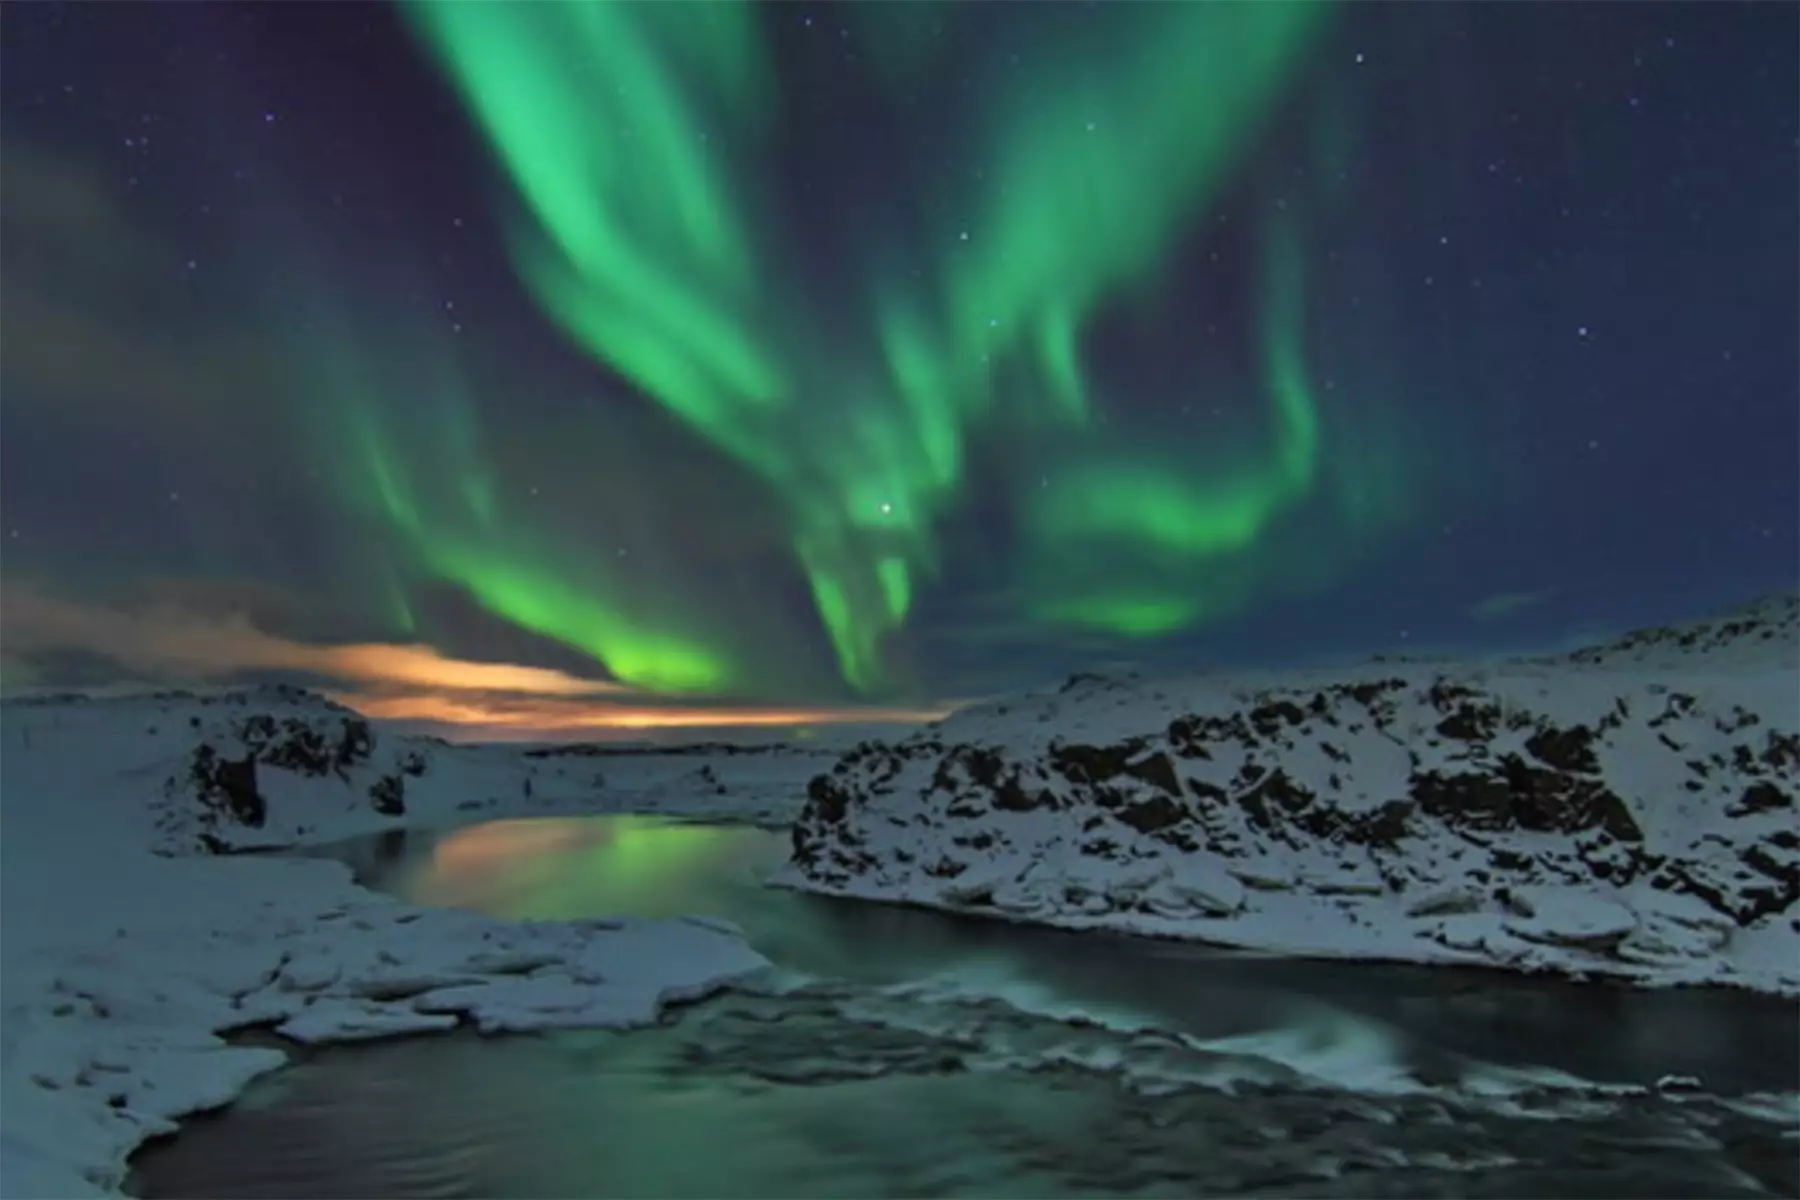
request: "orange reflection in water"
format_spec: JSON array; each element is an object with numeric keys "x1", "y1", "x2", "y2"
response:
[
  {"x1": 431, "y1": 818, "x2": 605, "y2": 871},
  {"x1": 411, "y1": 816, "x2": 782, "y2": 920}
]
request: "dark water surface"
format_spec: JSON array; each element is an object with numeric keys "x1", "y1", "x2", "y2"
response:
[{"x1": 132, "y1": 816, "x2": 1800, "y2": 1199}]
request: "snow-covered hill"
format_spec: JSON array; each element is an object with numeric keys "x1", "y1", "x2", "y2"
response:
[
  {"x1": 779, "y1": 596, "x2": 1800, "y2": 994},
  {"x1": 1549, "y1": 592, "x2": 1800, "y2": 671}
]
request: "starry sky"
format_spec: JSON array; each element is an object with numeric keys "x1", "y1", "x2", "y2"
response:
[{"x1": 2, "y1": 1, "x2": 1795, "y2": 739}]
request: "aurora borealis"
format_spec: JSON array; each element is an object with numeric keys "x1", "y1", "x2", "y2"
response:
[
  {"x1": 396, "y1": 0, "x2": 1344, "y2": 693},
  {"x1": 2, "y1": 2, "x2": 1795, "y2": 737}
]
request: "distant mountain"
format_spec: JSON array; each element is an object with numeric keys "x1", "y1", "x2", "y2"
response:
[
  {"x1": 780, "y1": 594, "x2": 1800, "y2": 994},
  {"x1": 1544, "y1": 592, "x2": 1800, "y2": 671}
]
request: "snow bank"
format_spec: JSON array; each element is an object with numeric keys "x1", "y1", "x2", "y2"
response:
[
  {"x1": 779, "y1": 595, "x2": 1800, "y2": 995},
  {"x1": 0, "y1": 687, "x2": 783, "y2": 1198}
]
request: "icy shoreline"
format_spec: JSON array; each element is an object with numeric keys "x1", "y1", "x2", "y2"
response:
[
  {"x1": 771, "y1": 866, "x2": 1800, "y2": 999},
  {"x1": 0, "y1": 865, "x2": 768, "y2": 1199},
  {"x1": 0, "y1": 690, "x2": 798, "y2": 1199},
  {"x1": 783, "y1": 597, "x2": 1800, "y2": 999}
]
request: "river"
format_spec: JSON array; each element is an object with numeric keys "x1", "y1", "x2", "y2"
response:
[{"x1": 130, "y1": 815, "x2": 1800, "y2": 1199}]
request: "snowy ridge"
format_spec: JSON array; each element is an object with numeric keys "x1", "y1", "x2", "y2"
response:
[
  {"x1": 1, "y1": 684, "x2": 829, "y2": 856},
  {"x1": 4, "y1": 685, "x2": 491, "y2": 855},
  {"x1": 0, "y1": 686, "x2": 812, "y2": 1198},
  {"x1": 1547, "y1": 592, "x2": 1800, "y2": 672},
  {"x1": 780, "y1": 596, "x2": 1800, "y2": 994}
]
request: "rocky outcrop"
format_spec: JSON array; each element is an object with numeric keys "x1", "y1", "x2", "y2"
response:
[
  {"x1": 153, "y1": 693, "x2": 434, "y2": 853},
  {"x1": 368, "y1": 773, "x2": 406, "y2": 816},
  {"x1": 783, "y1": 597, "x2": 1800, "y2": 992},
  {"x1": 187, "y1": 744, "x2": 267, "y2": 830}
]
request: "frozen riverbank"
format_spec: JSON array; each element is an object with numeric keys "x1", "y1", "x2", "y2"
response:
[
  {"x1": 782, "y1": 596, "x2": 1800, "y2": 995},
  {"x1": 0, "y1": 690, "x2": 811, "y2": 1197}
]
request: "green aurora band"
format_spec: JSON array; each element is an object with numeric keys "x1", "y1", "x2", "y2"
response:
[
  {"x1": 329, "y1": 0, "x2": 1418, "y2": 697},
  {"x1": 311, "y1": 312, "x2": 739, "y2": 693}
]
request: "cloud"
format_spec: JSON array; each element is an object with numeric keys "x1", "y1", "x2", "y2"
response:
[
  {"x1": 1467, "y1": 588, "x2": 1555, "y2": 623},
  {"x1": 331, "y1": 690, "x2": 951, "y2": 740},
  {"x1": 0, "y1": 582, "x2": 631, "y2": 695},
  {"x1": 0, "y1": 145, "x2": 285, "y2": 435},
  {"x1": 0, "y1": 583, "x2": 950, "y2": 738}
]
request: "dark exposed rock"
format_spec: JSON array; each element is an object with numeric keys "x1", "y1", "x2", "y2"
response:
[
  {"x1": 1114, "y1": 794, "x2": 1189, "y2": 835},
  {"x1": 1410, "y1": 757, "x2": 1640, "y2": 845},
  {"x1": 1431, "y1": 697, "x2": 1500, "y2": 743},
  {"x1": 1131, "y1": 752, "x2": 1183, "y2": 798},
  {"x1": 991, "y1": 779, "x2": 1053, "y2": 812},
  {"x1": 369, "y1": 773, "x2": 406, "y2": 816},
  {"x1": 1761, "y1": 732, "x2": 1799, "y2": 773},
  {"x1": 1742, "y1": 842, "x2": 1798, "y2": 889},
  {"x1": 806, "y1": 774, "x2": 851, "y2": 825},
  {"x1": 1525, "y1": 725, "x2": 1601, "y2": 775},
  {"x1": 1235, "y1": 776, "x2": 1278, "y2": 833},
  {"x1": 1048, "y1": 740, "x2": 1150, "y2": 785},
  {"x1": 336, "y1": 718, "x2": 374, "y2": 772},
  {"x1": 789, "y1": 822, "x2": 815, "y2": 866},
  {"x1": 1165, "y1": 715, "x2": 1219, "y2": 759},
  {"x1": 214, "y1": 756, "x2": 265, "y2": 826},
  {"x1": 259, "y1": 722, "x2": 331, "y2": 775},
  {"x1": 1188, "y1": 779, "x2": 1230, "y2": 807},
  {"x1": 1655, "y1": 857, "x2": 1793, "y2": 927},
  {"x1": 188, "y1": 744, "x2": 268, "y2": 829},
  {"x1": 1362, "y1": 801, "x2": 1414, "y2": 848},
  {"x1": 1499, "y1": 755, "x2": 1642, "y2": 842},
  {"x1": 1154, "y1": 826, "x2": 1202, "y2": 852},
  {"x1": 1247, "y1": 700, "x2": 1307, "y2": 737},
  {"x1": 1728, "y1": 781, "x2": 1792, "y2": 817},
  {"x1": 1411, "y1": 770, "x2": 1512, "y2": 831}
]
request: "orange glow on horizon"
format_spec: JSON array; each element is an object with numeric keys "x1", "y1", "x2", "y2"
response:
[
  {"x1": 309, "y1": 643, "x2": 629, "y2": 695},
  {"x1": 327, "y1": 688, "x2": 954, "y2": 737},
  {"x1": 1, "y1": 584, "x2": 631, "y2": 696},
  {"x1": 2, "y1": 582, "x2": 956, "y2": 739}
]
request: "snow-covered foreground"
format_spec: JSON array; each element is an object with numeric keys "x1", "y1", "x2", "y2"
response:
[
  {"x1": 0, "y1": 689, "x2": 832, "y2": 1198},
  {"x1": 3, "y1": 597, "x2": 1795, "y2": 1195},
  {"x1": 780, "y1": 595, "x2": 1800, "y2": 995}
]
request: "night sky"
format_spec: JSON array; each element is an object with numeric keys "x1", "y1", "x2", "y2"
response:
[{"x1": 2, "y1": 1, "x2": 1795, "y2": 738}]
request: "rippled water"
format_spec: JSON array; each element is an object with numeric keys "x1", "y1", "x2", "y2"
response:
[{"x1": 131, "y1": 817, "x2": 1800, "y2": 1199}]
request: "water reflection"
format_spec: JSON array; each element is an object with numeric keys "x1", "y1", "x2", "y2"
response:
[
  {"x1": 137, "y1": 987, "x2": 1799, "y2": 1200},
  {"x1": 325, "y1": 816, "x2": 1800, "y2": 1096},
  {"x1": 132, "y1": 817, "x2": 1800, "y2": 1200},
  {"x1": 409, "y1": 816, "x2": 772, "y2": 920}
]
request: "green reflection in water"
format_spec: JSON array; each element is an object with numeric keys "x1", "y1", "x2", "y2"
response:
[{"x1": 408, "y1": 815, "x2": 784, "y2": 921}]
